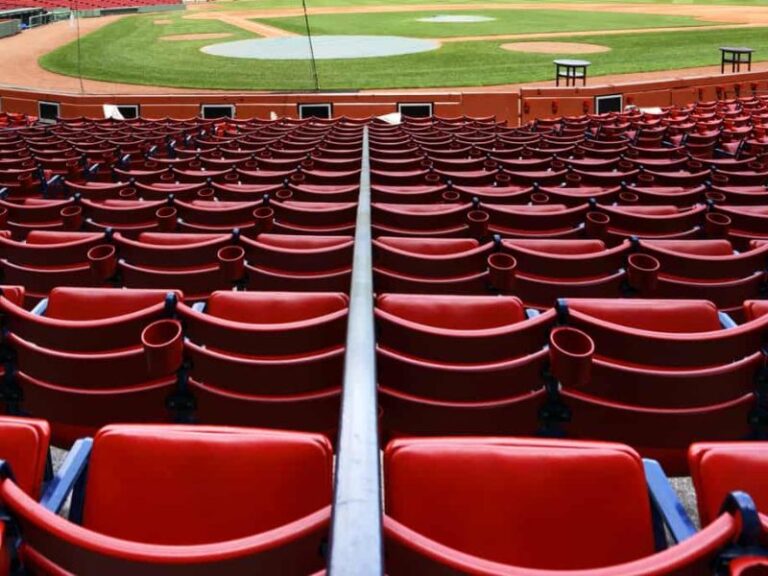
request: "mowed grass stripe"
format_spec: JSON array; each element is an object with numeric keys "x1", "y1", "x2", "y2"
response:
[
  {"x1": 255, "y1": 10, "x2": 715, "y2": 39},
  {"x1": 39, "y1": 17, "x2": 768, "y2": 90}
]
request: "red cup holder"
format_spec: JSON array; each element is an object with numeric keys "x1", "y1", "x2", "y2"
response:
[
  {"x1": 425, "y1": 172, "x2": 441, "y2": 185},
  {"x1": 704, "y1": 212, "x2": 731, "y2": 238},
  {"x1": 301, "y1": 159, "x2": 315, "y2": 170},
  {"x1": 495, "y1": 172, "x2": 511, "y2": 185},
  {"x1": 88, "y1": 244, "x2": 117, "y2": 281},
  {"x1": 290, "y1": 172, "x2": 306, "y2": 184},
  {"x1": 466, "y1": 209, "x2": 490, "y2": 238},
  {"x1": 530, "y1": 192, "x2": 549, "y2": 204},
  {"x1": 275, "y1": 189, "x2": 293, "y2": 201},
  {"x1": 189, "y1": 160, "x2": 202, "y2": 169},
  {"x1": 618, "y1": 191, "x2": 639, "y2": 204},
  {"x1": 487, "y1": 253, "x2": 517, "y2": 292},
  {"x1": 60, "y1": 205, "x2": 83, "y2": 231},
  {"x1": 244, "y1": 160, "x2": 259, "y2": 169},
  {"x1": 549, "y1": 326, "x2": 594, "y2": 388},
  {"x1": 687, "y1": 160, "x2": 703, "y2": 171},
  {"x1": 155, "y1": 206, "x2": 177, "y2": 232},
  {"x1": 197, "y1": 188, "x2": 215, "y2": 200},
  {"x1": 637, "y1": 173, "x2": 655, "y2": 185},
  {"x1": 218, "y1": 245, "x2": 246, "y2": 282},
  {"x1": 420, "y1": 159, "x2": 433, "y2": 169},
  {"x1": 441, "y1": 190, "x2": 460, "y2": 203},
  {"x1": 484, "y1": 160, "x2": 498, "y2": 171},
  {"x1": 627, "y1": 253, "x2": 660, "y2": 292},
  {"x1": 521, "y1": 149, "x2": 533, "y2": 158},
  {"x1": 731, "y1": 559, "x2": 768, "y2": 576},
  {"x1": 711, "y1": 173, "x2": 729, "y2": 185},
  {"x1": 253, "y1": 207, "x2": 275, "y2": 234},
  {"x1": 704, "y1": 191, "x2": 726, "y2": 204},
  {"x1": 160, "y1": 172, "x2": 174, "y2": 182},
  {"x1": 585, "y1": 211, "x2": 609, "y2": 238},
  {"x1": 565, "y1": 173, "x2": 582, "y2": 185},
  {"x1": 145, "y1": 161, "x2": 158, "y2": 170},
  {"x1": 749, "y1": 162, "x2": 765, "y2": 171},
  {"x1": 618, "y1": 160, "x2": 634, "y2": 172},
  {"x1": 551, "y1": 160, "x2": 565, "y2": 171},
  {"x1": 224, "y1": 172, "x2": 238, "y2": 183},
  {"x1": 142, "y1": 319, "x2": 183, "y2": 377},
  {"x1": 119, "y1": 188, "x2": 137, "y2": 200}
]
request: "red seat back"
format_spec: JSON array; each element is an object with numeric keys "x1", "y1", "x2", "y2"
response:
[
  {"x1": 377, "y1": 294, "x2": 526, "y2": 330},
  {"x1": 82, "y1": 425, "x2": 333, "y2": 545},
  {"x1": 0, "y1": 416, "x2": 50, "y2": 499},
  {"x1": 206, "y1": 291, "x2": 348, "y2": 324},
  {"x1": 567, "y1": 298, "x2": 722, "y2": 333},
  {"x1": 45, "y1": 288, "x2": 176, "y2": 321},
  {"x1": 689, "y1": 442, "x2": 768, "y2": 526},
  {"x1": 385, "y1": 437, "x2": 656, "y2": 570}
]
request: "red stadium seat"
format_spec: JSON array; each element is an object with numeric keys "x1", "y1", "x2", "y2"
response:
[
  {"x1": 384, "y1": 437, "x2": 761, "y2": 575},
  {"x1": 0, "y1": 424, "x2": 332, "y2": 575}
]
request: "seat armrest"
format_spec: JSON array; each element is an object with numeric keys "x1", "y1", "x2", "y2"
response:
[
  {"x1": 644, "y1": 458, "x2": 697, "y2": 545},
  {"x1": 40, "y1": 438, "x2": 93, "y2": 515}
]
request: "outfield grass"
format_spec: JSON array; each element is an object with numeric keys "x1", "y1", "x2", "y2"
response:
[
  {"x1": 39, "y1": 13, "x2": 768, "y2": 90},
  {"x1": 204, "y1": 0, "x2": 768, "y2": 10},
  {"x1": 256, "y1": 10, "x2": 714, "y2": 38}
]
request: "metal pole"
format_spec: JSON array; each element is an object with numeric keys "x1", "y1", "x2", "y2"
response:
[
  {"x1": 300, "y1": 0, "x2": 319, "y2": 91},
  {"x1": 327, "y1": 126, "x2": 384, "y2": 576}
]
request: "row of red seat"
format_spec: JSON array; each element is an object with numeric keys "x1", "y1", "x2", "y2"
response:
[
  {"x1": 0, "y1": 282, "x2": 763, "y2": 477},
  {"x1": 0, "y1": 230, "x2": 353, "y2": 303},
  {"x1": 0, "y1": 286, "x2": 347, "y2": 447},
  {"x1": 372, "y1": 237, "x2": 767, "y2": 317},
  {"x1": 0, "y1": 415, "x2": 766, "y2": 574},
  {"x1": 376, "y1": 294, "x2": 768, "y2": 475},
  {"x1": 0, "y1": 109, "x2": 767, "y2": 574}
]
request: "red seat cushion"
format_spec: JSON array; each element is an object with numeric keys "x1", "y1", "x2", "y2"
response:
[
  {"x1": 205, "y1": 291, "x2": 348, "y2": 324},
  {"x1": 567, "y1": 298, "x2": 722, "y2": 333},
  {"x1": 743, "y1": 300, "x2": 768, "y2": 321},
  {"x1": 83, "y1": 425, "x2": 333, "y2": 545},
  {"x1": 376, "y1": 237, "x2": 480, "y2": 256},
  {"x1": 505, "y1": 239, "x2": 606, "y2": 255},
  {"x1": 377, "y1": 294, "x2": 526, "y2": 330},
  {"x1": 45, "y1": 287, "x2": 178, "y2": 321},
  {"x1": 0, "y1": 285, "x2": 25, "y2": 308},
  {"x1": 0, "y1": 416, "x2": 50, "y2": 499},
  {"x1": 385, "y1": 437, "x2": 655, "y2": 570},
  {"x1": 136, "y1": 232, "x2": 227, "y2": 246},
  {"x1": 689, "y1": 442, "x2": 768, "y2": 526},
  {"x1": 641, "y1": 239, "x2": 734, "y2": 257}
]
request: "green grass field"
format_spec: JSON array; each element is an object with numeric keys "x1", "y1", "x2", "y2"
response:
[
  {"x1": 36, "y1": 1, "x2": 768, "y2": 91},
  {"x1": 256, "y1": 10, "x2": 712, "y2": 38},
  {"x1": 206, "y1": 0, "x2": 768, "y2": 9}
]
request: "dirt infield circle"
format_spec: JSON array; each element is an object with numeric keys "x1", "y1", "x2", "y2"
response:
[{"x1": 501, "y1": 41, "x2": 611, "y2": 54}]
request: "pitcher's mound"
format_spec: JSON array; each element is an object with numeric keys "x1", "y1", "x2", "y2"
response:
[
  {"x1": 501, "y1": 42, "x2": 610, "y2": 54},
  {"x1": 160, "y1": 33, "x2": 233, "y2": 41}
]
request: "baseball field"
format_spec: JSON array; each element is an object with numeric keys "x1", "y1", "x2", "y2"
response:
[{"x1": 17, "y1": 0, "x2": 768, "y2": 91}]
